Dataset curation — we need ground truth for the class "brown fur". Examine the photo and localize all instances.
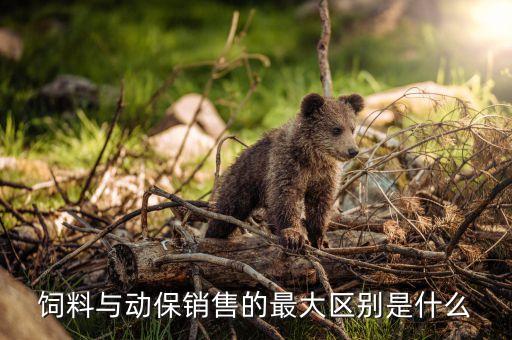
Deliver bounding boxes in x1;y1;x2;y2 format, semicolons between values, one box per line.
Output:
206;93;364;249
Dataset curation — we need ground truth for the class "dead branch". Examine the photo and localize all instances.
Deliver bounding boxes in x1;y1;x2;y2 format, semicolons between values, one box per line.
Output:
49;166;71;205
327;244;444;260
445;175;512;257
317;0;333;97
213;135;247;196
308;255;347;332
0;197;34;229
188;266;202;340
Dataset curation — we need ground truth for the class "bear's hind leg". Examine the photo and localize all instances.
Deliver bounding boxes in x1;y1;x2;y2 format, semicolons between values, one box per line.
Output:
205;188;258;238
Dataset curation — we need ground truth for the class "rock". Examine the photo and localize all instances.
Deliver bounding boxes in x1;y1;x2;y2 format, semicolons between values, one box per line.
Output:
148;124;215;171
0;28;23;61
151;93;226;138
360;81;477;127
0;268;70;340
359;108;396;127
35;75;99;112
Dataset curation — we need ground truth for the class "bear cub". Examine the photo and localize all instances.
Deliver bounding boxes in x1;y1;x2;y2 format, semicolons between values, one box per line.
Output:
206;93;364;250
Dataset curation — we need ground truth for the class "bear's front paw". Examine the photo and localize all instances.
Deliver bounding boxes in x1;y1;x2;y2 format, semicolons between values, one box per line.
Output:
279;228;310;251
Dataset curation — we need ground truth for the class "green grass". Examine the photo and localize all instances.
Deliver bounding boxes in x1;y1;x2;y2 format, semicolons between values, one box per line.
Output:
0;112;26;156
49;291;438;340
1;1;499;171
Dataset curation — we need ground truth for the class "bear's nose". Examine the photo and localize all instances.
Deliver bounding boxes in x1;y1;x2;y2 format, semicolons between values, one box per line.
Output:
348;148;359;158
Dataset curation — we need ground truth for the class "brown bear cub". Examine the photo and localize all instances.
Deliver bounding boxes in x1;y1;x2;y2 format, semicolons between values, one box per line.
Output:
206;93;364;250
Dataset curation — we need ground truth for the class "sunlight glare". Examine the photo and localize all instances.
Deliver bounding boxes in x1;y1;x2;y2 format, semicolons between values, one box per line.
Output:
471;0;512;43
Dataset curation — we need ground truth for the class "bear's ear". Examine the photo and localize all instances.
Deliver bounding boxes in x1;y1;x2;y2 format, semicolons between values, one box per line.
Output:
339;93;364;114
301;93;324;117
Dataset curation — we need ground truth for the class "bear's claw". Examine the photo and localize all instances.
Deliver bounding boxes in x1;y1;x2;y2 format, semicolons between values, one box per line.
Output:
279;227;310;251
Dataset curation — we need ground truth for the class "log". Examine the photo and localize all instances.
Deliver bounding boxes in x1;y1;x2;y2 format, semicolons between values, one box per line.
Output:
108;230;386;292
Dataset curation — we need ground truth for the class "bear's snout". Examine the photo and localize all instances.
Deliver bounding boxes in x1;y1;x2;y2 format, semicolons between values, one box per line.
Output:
348;147;359;158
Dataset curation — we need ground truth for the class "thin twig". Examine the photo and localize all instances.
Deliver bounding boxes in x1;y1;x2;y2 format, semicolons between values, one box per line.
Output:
76;81;124;205
49;166;71;205
188;266;202;340
0;179;32;191
62;222;126;244
213;135;247;196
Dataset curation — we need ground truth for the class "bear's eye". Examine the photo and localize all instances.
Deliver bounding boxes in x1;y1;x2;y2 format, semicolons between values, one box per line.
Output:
332;127;343;136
